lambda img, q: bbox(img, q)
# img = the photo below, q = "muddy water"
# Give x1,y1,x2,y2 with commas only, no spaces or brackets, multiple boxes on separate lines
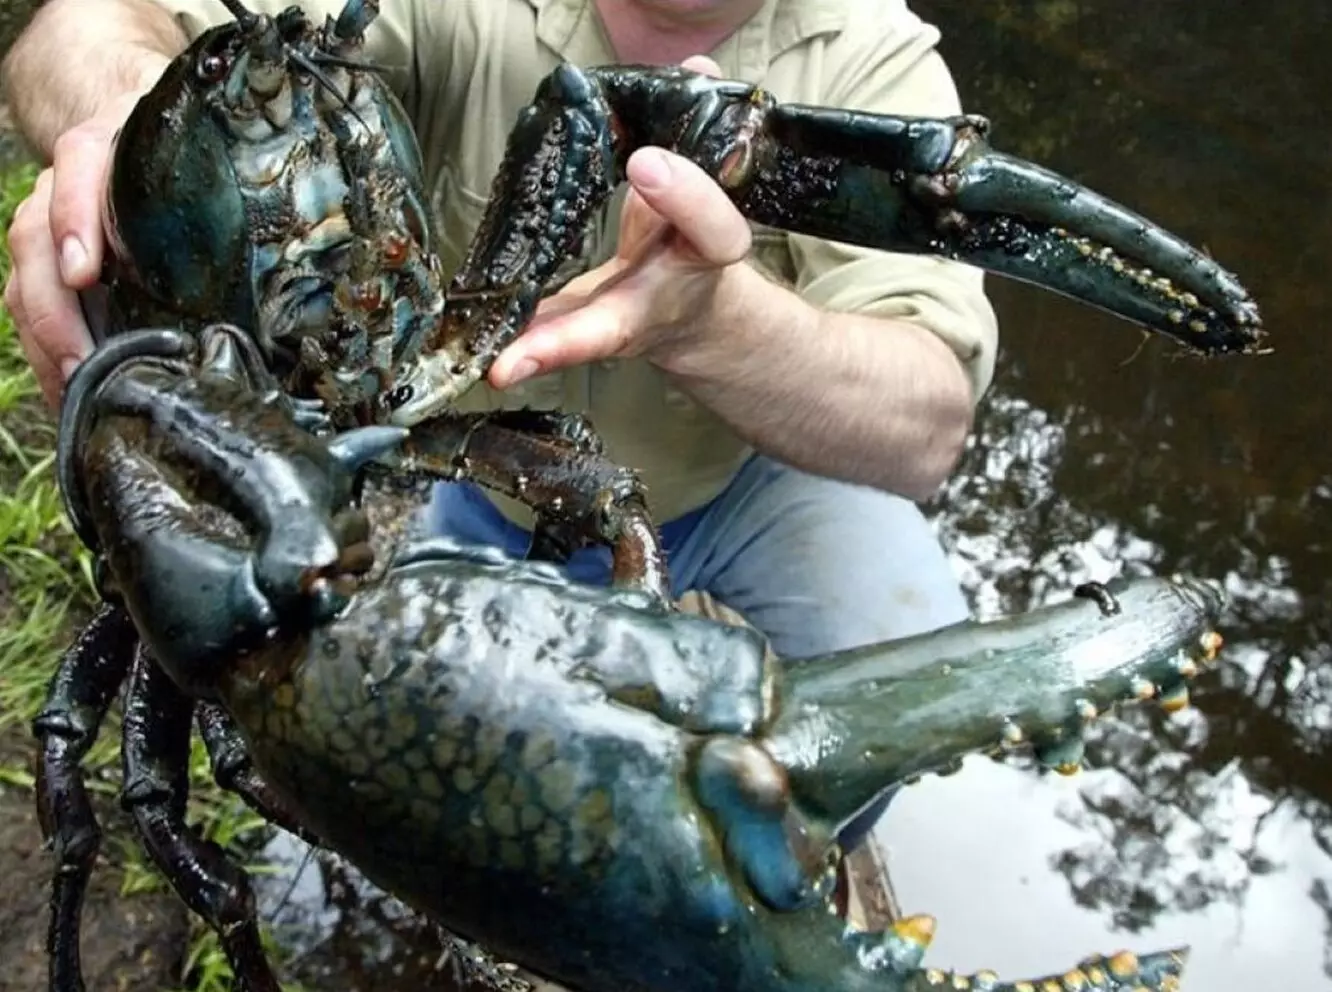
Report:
2,0,1329,990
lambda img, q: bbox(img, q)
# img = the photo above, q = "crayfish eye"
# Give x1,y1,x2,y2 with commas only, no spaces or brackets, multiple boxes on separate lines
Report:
197,53,231,84
386,384,414,408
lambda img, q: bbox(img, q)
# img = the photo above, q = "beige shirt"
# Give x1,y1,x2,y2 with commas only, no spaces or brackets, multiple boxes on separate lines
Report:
154,0,999,524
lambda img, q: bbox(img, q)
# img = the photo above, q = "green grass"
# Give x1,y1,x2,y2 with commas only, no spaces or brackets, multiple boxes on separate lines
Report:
0,162,98,744
0,164,298,992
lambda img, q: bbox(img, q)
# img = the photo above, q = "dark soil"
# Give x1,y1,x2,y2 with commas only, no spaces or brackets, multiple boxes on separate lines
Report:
0,731,190,992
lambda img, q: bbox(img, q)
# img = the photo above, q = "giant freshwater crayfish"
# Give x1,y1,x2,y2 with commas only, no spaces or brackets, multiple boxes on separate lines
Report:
32,0,1266,990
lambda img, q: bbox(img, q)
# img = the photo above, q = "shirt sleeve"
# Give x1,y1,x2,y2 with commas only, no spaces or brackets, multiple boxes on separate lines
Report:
786,2,1000,403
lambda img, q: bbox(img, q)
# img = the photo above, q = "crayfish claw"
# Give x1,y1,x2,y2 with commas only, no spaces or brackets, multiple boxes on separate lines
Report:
900,945,1189,992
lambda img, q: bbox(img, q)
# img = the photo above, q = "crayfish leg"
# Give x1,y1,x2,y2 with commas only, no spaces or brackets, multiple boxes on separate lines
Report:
841,914,1189,992
196,702,326,849
33,603,138,992
385,62,622,424
121,653,283,992
399,409,672,601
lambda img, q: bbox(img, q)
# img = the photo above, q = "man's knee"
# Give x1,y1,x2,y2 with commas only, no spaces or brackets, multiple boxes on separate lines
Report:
699,464,967,656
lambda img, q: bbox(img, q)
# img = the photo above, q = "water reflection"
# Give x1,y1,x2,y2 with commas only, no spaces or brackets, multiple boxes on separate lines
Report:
879,2,1331,987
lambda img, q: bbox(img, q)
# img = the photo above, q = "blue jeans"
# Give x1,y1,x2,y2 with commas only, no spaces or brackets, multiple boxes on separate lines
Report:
427,452,969,844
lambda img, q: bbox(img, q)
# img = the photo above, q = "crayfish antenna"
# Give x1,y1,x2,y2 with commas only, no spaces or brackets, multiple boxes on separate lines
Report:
309,52,389,74
287,48,363,125
218,0,260,27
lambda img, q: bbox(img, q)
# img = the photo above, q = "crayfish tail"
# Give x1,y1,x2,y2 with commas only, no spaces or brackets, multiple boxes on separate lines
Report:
761,574,1225,835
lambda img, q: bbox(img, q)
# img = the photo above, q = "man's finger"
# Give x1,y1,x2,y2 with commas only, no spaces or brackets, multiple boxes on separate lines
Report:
533,256,632,320
680,54,723,78
15,313,67,409
489,311,628,387
624,147,752,267
618,184,671,253
8,172,95,403
47,90,150,289
48,126,113,287
490,279,661,388
7,270,65,409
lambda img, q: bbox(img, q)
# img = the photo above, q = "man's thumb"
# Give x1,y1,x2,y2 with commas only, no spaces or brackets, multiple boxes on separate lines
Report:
624,148,751,267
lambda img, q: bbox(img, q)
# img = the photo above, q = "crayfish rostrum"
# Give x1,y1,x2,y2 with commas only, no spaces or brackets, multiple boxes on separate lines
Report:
34,1,1264,991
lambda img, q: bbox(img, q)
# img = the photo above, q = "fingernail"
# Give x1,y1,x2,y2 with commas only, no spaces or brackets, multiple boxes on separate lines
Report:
505,357,540,387
60,355,83,381
60,237,88,282
631,148,671,191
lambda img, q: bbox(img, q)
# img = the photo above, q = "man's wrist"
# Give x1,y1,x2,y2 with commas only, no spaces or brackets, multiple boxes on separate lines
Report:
647,261,810,378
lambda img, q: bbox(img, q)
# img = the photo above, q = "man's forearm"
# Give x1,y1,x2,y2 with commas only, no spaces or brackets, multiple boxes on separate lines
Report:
2,0,187,157
652,264,976,503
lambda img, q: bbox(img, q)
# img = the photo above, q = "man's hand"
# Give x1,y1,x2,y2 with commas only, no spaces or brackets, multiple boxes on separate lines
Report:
487,55,754,391
4,90,148,408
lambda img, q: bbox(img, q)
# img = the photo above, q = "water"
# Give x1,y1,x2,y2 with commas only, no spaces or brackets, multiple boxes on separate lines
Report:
2,0,1328,989
875,1,1332,987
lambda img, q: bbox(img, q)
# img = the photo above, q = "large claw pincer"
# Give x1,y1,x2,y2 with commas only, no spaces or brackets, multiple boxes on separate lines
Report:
742,105,1264,356
59,325,408,694
763,574,1226,833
